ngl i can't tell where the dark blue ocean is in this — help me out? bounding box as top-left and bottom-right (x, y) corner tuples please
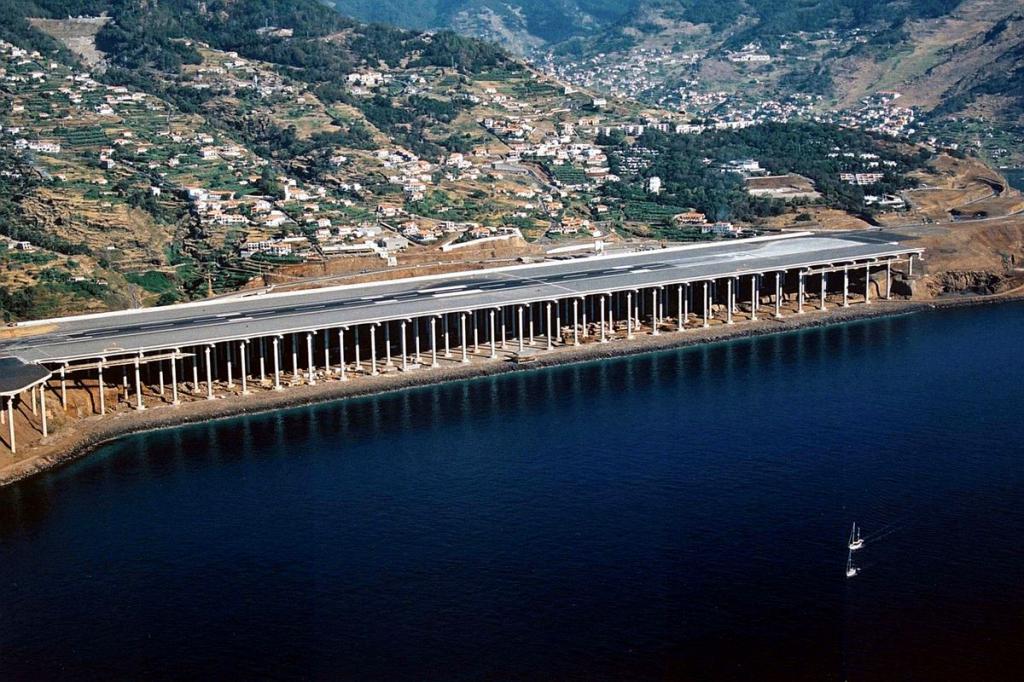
(2, 303), (1024, 681)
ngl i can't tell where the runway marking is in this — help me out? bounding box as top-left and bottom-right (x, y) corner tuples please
(420, 284), (466, 293)
(433, 289), (482, 298)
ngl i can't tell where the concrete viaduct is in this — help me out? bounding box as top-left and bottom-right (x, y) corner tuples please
(0, 232), (922, 454)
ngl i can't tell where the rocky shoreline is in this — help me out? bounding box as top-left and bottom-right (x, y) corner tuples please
(2, 292), (1020, 488)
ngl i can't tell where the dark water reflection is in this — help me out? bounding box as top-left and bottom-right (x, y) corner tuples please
(2, 305), (1023, 680)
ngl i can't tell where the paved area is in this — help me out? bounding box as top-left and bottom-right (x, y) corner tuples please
(0, 233), (920, 363)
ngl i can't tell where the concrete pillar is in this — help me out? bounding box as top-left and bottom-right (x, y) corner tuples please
(323, 332), (331, 377)
(158, 362), (165, 397)
(529, 305), (537, 346)
(677, 285), (685, 331)
(501, 308), (508, 349)
(751, 274), (759, 321)
(798, 272), (805, 314)
(98, 360), (106, 415)
(703, 282), (710, 328)
(580, 298), (587, 339)
(400, 320), (409, 371)
(273, 336), (282, 390)
(306, 332), (316, 385)
(60, 365), (67, 410)
(430, 317), (440, 367)
(864, 263), (872, 304)
(259, 338), (266, 382)
(370, 324), (379, 375)
(820, 272), (827, 312)
(191, 351), (199, 394)
(843, 267), (849, 307)
(573, 299), (580, 346)
(134, 357), (144, 411)
(460, 313), (470, 363)
(608, 296), (615, 338)
(489, 310), (498, 359)
(240, 341), (249, 395)
(291, 333), (298, 376)
(726, 278), (734, 325)
(414, 319), (422, 365)
(354, 326), (362, 370)
(555, 304), (562, 343)
(205, 346), (214, 400)
(7, 397), (14, 454)
(226, 345), (233, 388)
(626, 291), (634, 338)
(474, 311), (481, 351)
(517, 306), (525, 353)
(600, 296), (608, 342)
(384, 323), (392, 367)
(886, 261), (892, 300)
(908, 253), (914, 277)
(30, 386), (36, 415)
(171, 349), (180, 405)
(651, 288), (660, 335)
(775, 272), (782, 319)
(444, 313), (452, 358)
(40, 385), (47, 438)
(339, 328), (348, 380)
(546, 302), (553, 350)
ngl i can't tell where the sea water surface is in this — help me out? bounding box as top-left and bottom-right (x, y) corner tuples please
(2, 303), (1024, 680)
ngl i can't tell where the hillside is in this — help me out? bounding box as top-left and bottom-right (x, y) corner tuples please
(0, 0), (1017, 322)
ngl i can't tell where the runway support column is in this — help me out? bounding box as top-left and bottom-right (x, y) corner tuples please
(600, 296), (608, 343)
(205, 346), (214, 400)
(444, 314), (452, 358)
(384, 323), (392, 367)
(546, 302), (553, 350)
(431, 318), (440, 367)
(323, 333), (331, 378)
(886, 261), (892, 300)
(98, 360), (106, 414)
(651, 289), (660, 335)
(370, 324), (379, 375)
(134, 356), (145, 411)
(354, 326), (361, 370)
(273, 336), (283, 390)
(414, 319), (422, 365)
(60, 365), (67, 409)
(677, 285), (685, 331)
(240, 341), (249, 395)
(573, 299), (580, 346)
(7, 397), (14, 454)
(259, 339), (266, 382)
(843, 267), (850, 308)
(489, 310), (498, 359)
(306, 332), (316, 385)
(864, 264), (872, 304)
(751, 275), (759, 321)
(501, 308), (508, 350)
(40, 385), (47, 438)
(291, 333), (298, 377)
(908, 254), (914, 277)
(528, 305), (535, 346)
(798, 272), (805, 314)
(580, 299), (587, 339)
(226, 345), (233, 388)
(703, 282), (710, 328)
(517, 306), (525, 353)
(400, 321), (409, 371)
(171, 349), (180, 405)
(625, 292), (633, 337)
(339, 328), (348, 380)
(820, 273), (827, 312)
(726, 279), (734, 325)
(460, 313), (470, 363)
(775, 273), (782, 319)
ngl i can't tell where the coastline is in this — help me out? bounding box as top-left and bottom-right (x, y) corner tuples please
(2, 292), (1021, 488)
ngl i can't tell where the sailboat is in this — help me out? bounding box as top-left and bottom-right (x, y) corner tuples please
(848, 522), (864, 551)
(845, 548), (859, 578)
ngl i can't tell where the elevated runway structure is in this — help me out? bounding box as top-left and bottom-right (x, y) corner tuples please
(0, 232), (921, 453)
